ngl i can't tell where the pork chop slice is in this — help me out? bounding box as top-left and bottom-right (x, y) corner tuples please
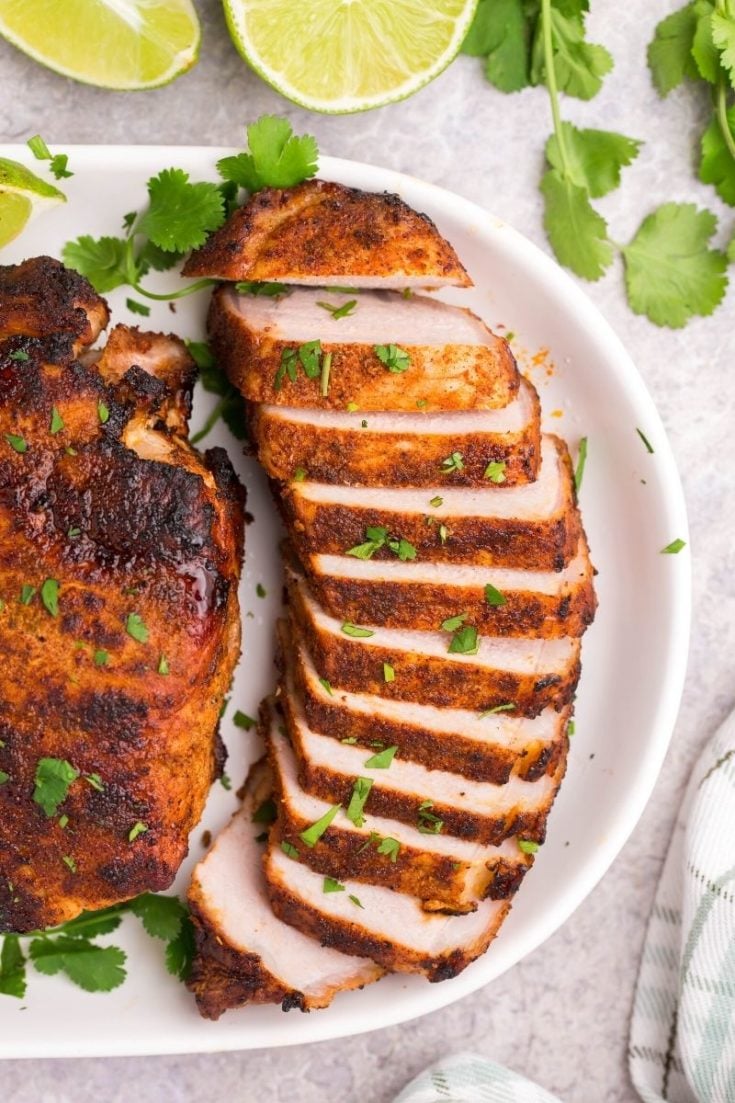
(208, 285), (519, 412)
(187, 760), (382, 1020)
(306, 537), (596, 637)
(265, 841), (510, 980)
(0, 255), (109, 351)
(280, 682), (565, 846)
(286, 625), (570, 785)
(250, 377), (541, 487)
(266, 711), (532, 914)
(183, 179), (471, 289)
(282, 434), (581, 570)
(286, 571), (581, 716)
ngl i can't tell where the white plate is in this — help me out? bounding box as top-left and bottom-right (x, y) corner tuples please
(0, 146), (690, 1059)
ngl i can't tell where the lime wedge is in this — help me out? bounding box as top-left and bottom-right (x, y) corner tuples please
(0, 158), (65, 249)
(224, 0), (479, 113)
(0, 0), (200, 90)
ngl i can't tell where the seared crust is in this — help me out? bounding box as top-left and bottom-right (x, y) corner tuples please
(249, 383), (541, 487)
(184, 179), (471, 287)
(208, 287), (519, 413)
(264, 845), (511, 981)
(305, 542), (597, 638)
(0, 256), (109, 350)
(287, 578), (581, 717)
(282, 690), (568, 846)
(280, 622), (570, 785)
(0, 264), (245, 932)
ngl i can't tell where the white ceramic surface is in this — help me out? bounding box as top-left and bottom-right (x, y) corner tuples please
(0, 145), (690, 1059)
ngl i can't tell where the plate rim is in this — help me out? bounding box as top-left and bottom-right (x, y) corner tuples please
(0, 144), (691, 1058)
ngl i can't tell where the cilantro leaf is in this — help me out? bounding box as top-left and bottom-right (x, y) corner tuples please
(532, 10), (613, 100)
(62, 235), (129, 293)
(190, 352), (247, 444)
(699, 108), (735, 204)
(137, 169), (225, 253)
(712, 3), (735, 86)
(137, 239), (184, 274)
(691, 0), (720, 83)
(648, 3), (700, 95)
(128, 893), (188, 941)
(545, 123), (641, 198)
(33, 757), (79, 817)
(463, 0), (531, 93)
(57, 907), (123, 940)
(217, 115), (318, 192)
(0, 936), (27, 999)
(29, 937), (126, 993)
(541, 169), (614, 279)
(164, 914), (195, 981)
(728, 232), (735, 262)
(622, 203), (728, 327)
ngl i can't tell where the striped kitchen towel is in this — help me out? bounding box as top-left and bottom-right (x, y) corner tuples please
(397, 708), (735, 1103)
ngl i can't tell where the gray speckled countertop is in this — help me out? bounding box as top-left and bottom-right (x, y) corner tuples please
(2, 2), (734, 1100)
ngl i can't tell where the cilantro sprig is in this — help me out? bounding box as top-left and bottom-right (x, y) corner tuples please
(0, 894), (194, 1000)
(62, 116), (319, 304)
(463, 0), (733, 327)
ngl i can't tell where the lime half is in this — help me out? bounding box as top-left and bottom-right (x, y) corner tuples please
(0, 159), (65, 249)
(0, 0), (200, 90)
(224, 0), (479, 113)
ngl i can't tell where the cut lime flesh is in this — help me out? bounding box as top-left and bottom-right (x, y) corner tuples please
(0, 191), (32, 247)
(0, 0), (200, 89)
(224, 0), (479, 114)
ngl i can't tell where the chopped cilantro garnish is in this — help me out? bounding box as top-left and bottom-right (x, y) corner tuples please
(484, 461), (507, 483)
(323, 877), (345, 893)
(346, 777), (373, 827)
(50, 406), (64, 435)
(125, 613), (149, 643)
(128, 822), (148, 843)
(448, 625), (480, 655)
(661, 538), (686, 554)
(441, 451), (464, 473)
(280, 840), (300, 860)
(126, 298), (150, 317)
(341, 622), (374, 638)
(348, 894), (364, 909)
(85, 773), (104, 792)
(19, 584), (36, 605)
(157, 655), (169, 675)
(636, 428), (654, 454)
(68, 527), (81, 538)
(574, 437), (588, 491)
(252, 798), (277, 824)
(0, 771), (9, 786)
(33, 758), (79, 817)
(255, 583), (267, 598)
(484, 583), (507, 607)
(220, 773), (232, 791)
(518, 839), (540, 855)
(568, 719), (576, 736)
(417, 800), (443, 835)
(62, 855), (77, 873)
(374, 344), (410, 373)
(40, 578), (60, 617)
(299, 804), (341, 847)
(4, 433), (27, 453)
(293, 466), (307, 482)
(317, 298), (357, 319)
(233, 710), (256, 730)
(440, 613), (467, 632)
(376, 837), (400, 863)
(364, 745), (397, 769)
(318, 677), (334, 696)
(429, 495), (443, 508)
(8, 349), (29, 361)
(383, 663), (395, 683)
(94, 649), (109, 667)
(479, 703), (516, 716)
(235, 281), (289, 297)
(98, 402), (110, 424)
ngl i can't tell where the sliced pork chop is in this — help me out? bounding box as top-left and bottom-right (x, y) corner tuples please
(208, 285), (519, 412)
(250, 377), (541, 487)
(306, 537), (596, 637)
(266, 712), (532, 914)
(183, 179), (471, 289)
(286, 571), (581, 716)
(187, 760), (383, 1020)
(280, 685), (566, 845)
(265, 842), (510, 980)
(282, 434), (581, 570)
(286, 626), (570, 785)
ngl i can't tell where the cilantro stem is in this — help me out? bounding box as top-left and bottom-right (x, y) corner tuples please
(715, 76), (735, 164)
(130, 278), (217, 302)
(541, 0), (570, 176)
(190, 396), (228, 444)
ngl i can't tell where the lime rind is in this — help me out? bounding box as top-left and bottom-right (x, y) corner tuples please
(0, 0), (200, 90)
(223, 0), (479, 115)
(0, 157), (66, 202)
(0, 157), (66, 250)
